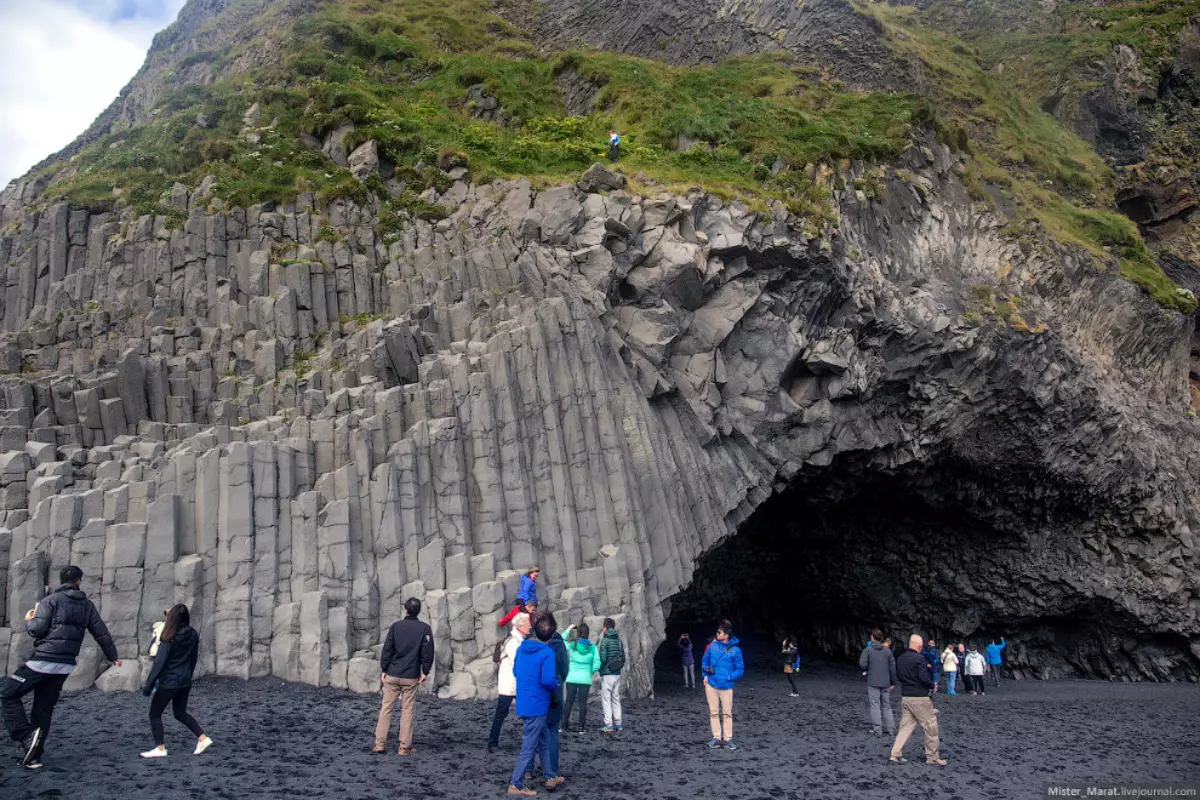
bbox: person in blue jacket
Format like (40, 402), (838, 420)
(985, 638), (1006, 686)
(701, 621), (744, 750)
(508, 615), (561, 796)
(517, 567), (540, 606)
(923, 639), (941, 693)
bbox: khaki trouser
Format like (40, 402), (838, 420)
(890, 696), (940, 761)
(375, 676), (420, 751)
(705, 682), (733, 740)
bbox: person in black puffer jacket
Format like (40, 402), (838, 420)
(1, 565), (121, 769)
(140, 604), (212, 758)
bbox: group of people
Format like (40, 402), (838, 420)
(857, 628), (1010, 766)
(926, 638), (1006, 695)
(0, 566), (211, 769)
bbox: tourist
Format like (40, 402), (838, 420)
(963, 645), (987, 695)
(608, 130), (621, 162)
(889, 635), (946, 766)
(678, 633), (695, 689)
(985, 638), (1007, 686)
(508, 615), (561, 796)
(499, 568), (541, 627)
(488, 612), (531, 752)
(940, 642), (959, 695)
(542, 613), (570, 782)
(923, 638), (940, 693)
(0, 565), (121, 769)
(374, 597), (434, 756)
(859, 628), (897, 736)
(702, 621), (745, 750)
(500, 600), (538, 628)
(563, 623), (600, 734)
(782, 637), (800, 697)
(139, 604), (212, 758)
(597, 618), (626, 732)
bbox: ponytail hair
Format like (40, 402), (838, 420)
(161, 604), (190, 642)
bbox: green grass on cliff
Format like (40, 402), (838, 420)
(862, 1), (1196, 313)
(53, 0), (928, 230)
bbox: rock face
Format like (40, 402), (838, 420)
(0, 126), (1197, 694)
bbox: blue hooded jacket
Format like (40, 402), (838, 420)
(701, 637), (744, 690)
(985, 641), (1006, 665)
(517, 574), (539, 606)
(513, 638), (559, 717)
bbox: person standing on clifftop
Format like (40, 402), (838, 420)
(489, 612), (531, 753)
(1, 565), (121, 769)
(597, 618), (626, 733)
(985, 638), (1006, 686)
(374, 597), (434, 756)
(889, 634), (946, 766)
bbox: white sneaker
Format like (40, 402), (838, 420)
(194, 737), (213, 755)
(140, 748), (168, 758)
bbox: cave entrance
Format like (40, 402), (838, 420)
(657, 451), (1187, 682)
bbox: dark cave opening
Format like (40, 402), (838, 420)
(659, 454), (1199, 682)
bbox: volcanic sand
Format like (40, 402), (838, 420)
(1, 660), (1196, 799)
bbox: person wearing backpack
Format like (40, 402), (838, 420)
(702, 621), (745, 750)
(563, 623), (601, 734)
(781, 637), (801, 697)
(140, 604), (212, 758)
(596, 618), (625, 732)
(488, 612), (531, 753)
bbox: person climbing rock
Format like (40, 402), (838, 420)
(940, 643), (959, 695)
(678, 634), (695, 689)
(608, 130), (621, 162)
(702, 621), (745, 750)
(859, 629), (897, 736)
(597, 618), (626, 732)
(489, 612), (531, 752)
(1, 565), (121, 769)
(889, 635), (946, 766)
(985, 638), (1006, 686)
(508, 615), (560, 796)
(782, 637), (800, 697)
(499, 568), (541, 627)
(563, 623), (601, 734)
(963, 645), (987, 695)
(140, 604), (212, 758)
(374, 597), (434, 756)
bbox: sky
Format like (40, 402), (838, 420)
(0, 0), (186, 188)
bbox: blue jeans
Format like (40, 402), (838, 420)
(510, 715), (552, 789)
(946, 672), (957, 693)
(543, 690), (562, 777)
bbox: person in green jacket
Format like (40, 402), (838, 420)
(561, 623), (601, 735)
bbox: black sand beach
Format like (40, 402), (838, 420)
(2, 660), (1196, 800)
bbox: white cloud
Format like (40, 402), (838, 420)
(0, 0), (185, 188)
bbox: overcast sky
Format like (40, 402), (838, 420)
(0, 0), (186, 188)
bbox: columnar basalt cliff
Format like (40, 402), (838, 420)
(0, 0), (1198, 697)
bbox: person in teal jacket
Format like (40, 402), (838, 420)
(561, 623), (601, 734)
(701, 621), (744, 750)
(985, 638), (1006, 686)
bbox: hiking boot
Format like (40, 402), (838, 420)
(707, 738), (722, 748)
(544, 777), (566, 791)
(373, 746), (386, 754)
(398, 747), (413, 756)
(508, 786), (537, 796)
(888, 755), (907, 764)
(724, 739), (738, 751)
(927, 757), (948, 766)
(20, 729), (42, 768)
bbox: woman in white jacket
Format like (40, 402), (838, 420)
(963, 646), (987, 695)
(941, 644), (960, 695)
(487, 612), (530, 752)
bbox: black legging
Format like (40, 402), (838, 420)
(786, 671), (797, 693)
(561, 683), (590, 731)
(150, 687), (204, 746)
